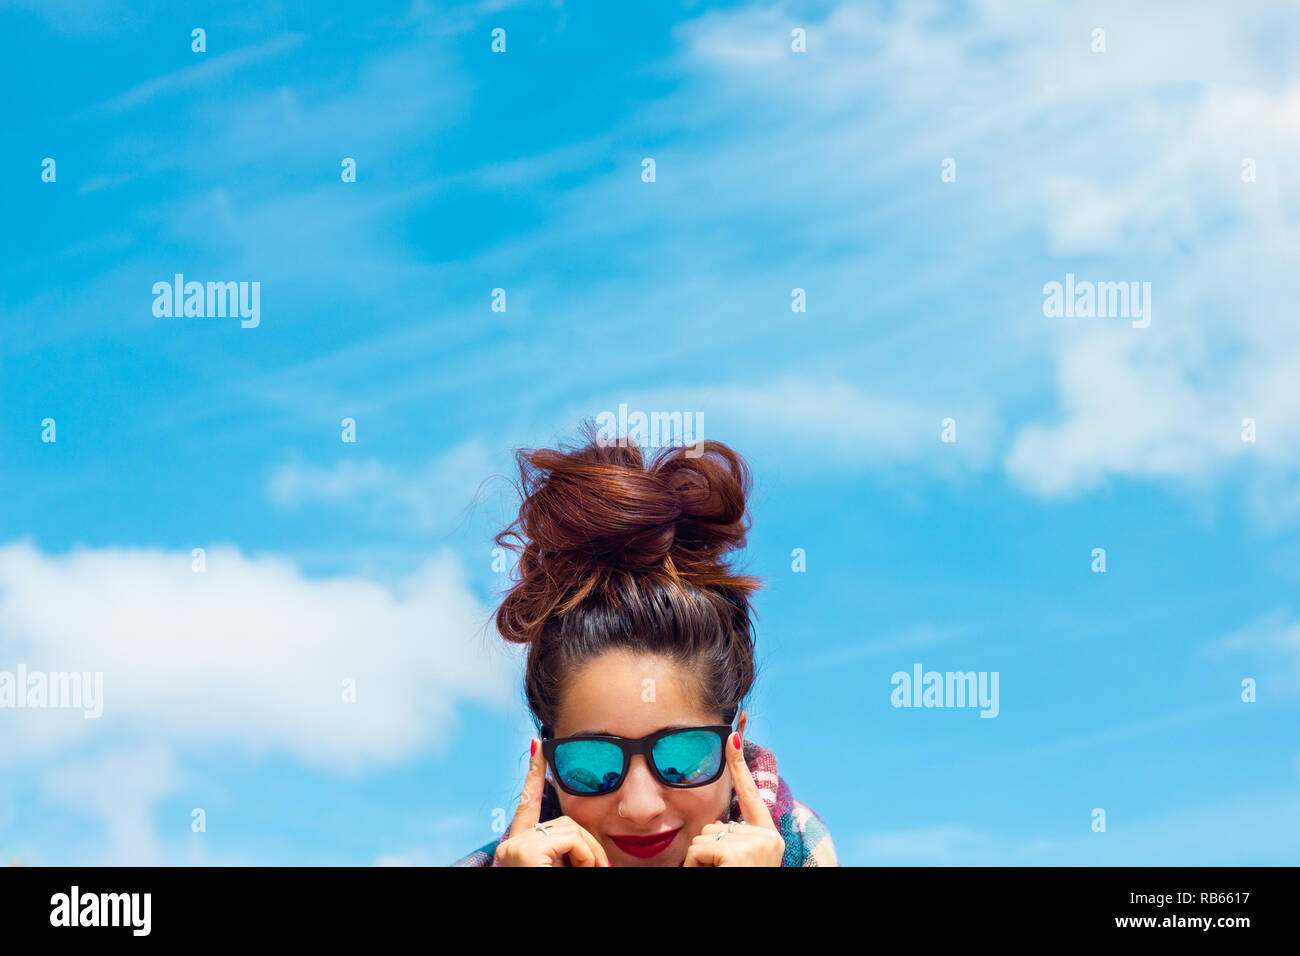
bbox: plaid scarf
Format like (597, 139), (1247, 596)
(451, 737), (837, 866)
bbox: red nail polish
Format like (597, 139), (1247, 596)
(530, 739), (538, 757)
(731, 733), (741, 751)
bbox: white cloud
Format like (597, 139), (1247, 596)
(42, 746), (179, 866)
(1004, 329), (1247, 496)
(26, 0), (1300, 516)
(258, 383), (968, 545)
(101, 34), (307, 113)
(673, 0), (1300, 504)
(1204, 608), (1300, 691)
(264, 379), (996, 534)
(0, 540), (517, 772)
(575, 377), (999, 475)
(268, 439), (501, 533)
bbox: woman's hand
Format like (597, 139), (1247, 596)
(683, 733), (785, 866)
(495, 738), (611, 867)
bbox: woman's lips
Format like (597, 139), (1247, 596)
(610, 827), (681, 859)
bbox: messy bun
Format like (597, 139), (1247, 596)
(495, 421), (762, 737)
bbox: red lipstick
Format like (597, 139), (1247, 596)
(610, 827), (681, 859)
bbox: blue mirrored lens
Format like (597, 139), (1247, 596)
(554, 739), (624, 794)
(652, 731), (722, 785)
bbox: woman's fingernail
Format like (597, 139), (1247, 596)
(530, 738), (538, 757)
(605, 860), (613, 867)
(731, 732), (741, 751)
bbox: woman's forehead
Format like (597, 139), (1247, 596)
(556, 651), (713, 736)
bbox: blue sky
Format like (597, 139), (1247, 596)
(2, 0), (1299, 865)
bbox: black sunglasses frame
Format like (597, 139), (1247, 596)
(540, 724), (734, 797)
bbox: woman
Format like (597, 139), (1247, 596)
(452, 425), (837, 866)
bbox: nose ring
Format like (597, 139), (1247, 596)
(618, 804), (626, 818)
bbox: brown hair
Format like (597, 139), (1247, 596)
(494, 422), (762, 737)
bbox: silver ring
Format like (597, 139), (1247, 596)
(618, 804), (625, 819)
(727, 821), (738, 832)
(715, 828), (727, 841)
(534, 822), (550, 838)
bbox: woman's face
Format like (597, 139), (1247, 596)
(549, 649), (746, 867)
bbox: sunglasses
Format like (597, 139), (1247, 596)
(540, 724), (734, 796)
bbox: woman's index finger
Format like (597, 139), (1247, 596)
(507, 739), (547, 837)
(724, 733), (777, 829)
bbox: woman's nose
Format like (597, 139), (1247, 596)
(617, 756), (667, 822)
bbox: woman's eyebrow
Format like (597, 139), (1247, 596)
(570, 723), (697, 737)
